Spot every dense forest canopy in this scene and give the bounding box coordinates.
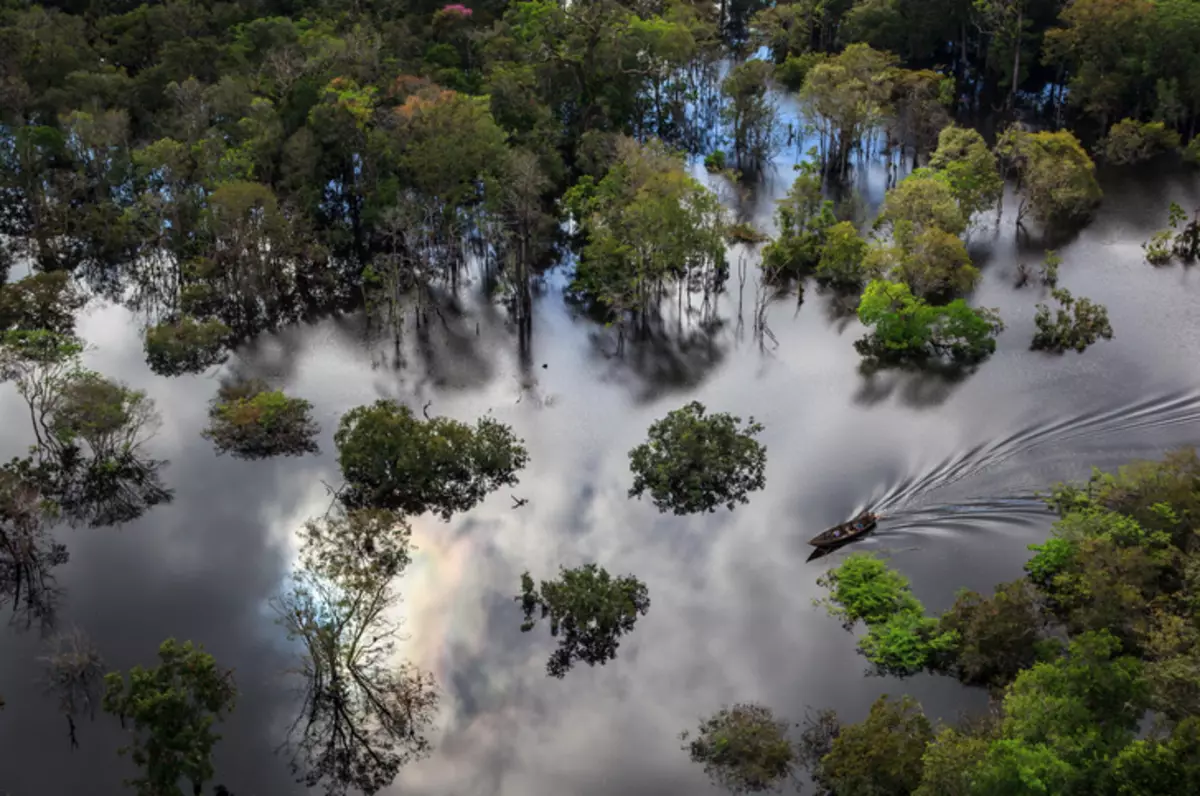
[2,0,1199,793]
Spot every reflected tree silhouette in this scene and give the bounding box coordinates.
[38,626,105,748]
[0,461,67,632]
[273,510,438,796]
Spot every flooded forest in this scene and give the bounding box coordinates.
[3,0,1200,794]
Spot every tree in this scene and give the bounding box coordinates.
[761,163,836,280]
[816,221,869,286]
[1100,119,1181,164]
[335,400,528,520]
[274,510,437,796]
[568,138,727,345]
[801,44,896,174]
[202,379,319,459]
[855,280,1003,366]
[928,126,1003,226]
[0,271,85,336]
[102,639,237,796]
[143,317,230,377]
[997,128,1103,228]
[870,169,979,299]
[721,59,777,172]
[935,580,1045,688]
[0,460,68,631]
[820,695,933,796]
[818,552,957,677]
[628,401,766,515]
[517,564,650,678]
[682,703,796,793]
[1032,288,1113,353]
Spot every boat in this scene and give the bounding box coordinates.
[808,511,878,549]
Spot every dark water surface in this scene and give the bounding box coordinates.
[4,106,1200,795]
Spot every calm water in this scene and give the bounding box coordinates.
[3,98,1200,795]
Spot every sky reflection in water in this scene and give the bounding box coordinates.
[3,99,1200,796]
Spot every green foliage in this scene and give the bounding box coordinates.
[721,59,777,170]
[143,317,230,377]
[870,169,979,299]
[1032,288,1113,353]
[704,150,728,172]
[860,610,960,677]
[628,401,766,515]
[682,703,796,794]
[855,280,1003,366]
[936,581,1045,688]
[801,44,896,174]
[929,126,1004,225]
[518,564,650,678]
[1100,118,1181,165]
[102,639,237,796]
[820,696,933,796]
[761,164,836,279]
[818,552,923,628]
[568,139,727,323]
[1185,137,1200,166]
[727,222,768,244]
[0,272,85,336]
[815,221,869,286]
[997,127,1103,228]
[775,52,826,92]
[335,400,528,520]
[202,380,319,460]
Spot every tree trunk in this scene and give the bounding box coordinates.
[1009,8,1022,110]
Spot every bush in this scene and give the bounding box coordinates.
[816,221,869,286]
[1031,288,1113,353]
[1100,119,1181,165]
[203,380,319,459]
[775,52,826,92]
[704,150,727,172]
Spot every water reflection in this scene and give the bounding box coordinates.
[3,99,1200,796]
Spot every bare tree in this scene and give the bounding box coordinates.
[39,626,106,748]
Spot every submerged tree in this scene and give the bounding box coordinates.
[1032,288,1113,353]
[819,695,932,796]
[721,59,777,173]
[801,44,895,175]
[1099,119,1181,165]
[628,401,766,515]
[274,509,438,796]
[517,563,650,678]
[682,703,796,794]
[335,400,528,519]
[928,126,1003,226]
[815,221,870,286]
[761,163,836,280]
[997,127,1102,229]
[567,137,727,348]
[102,639,237,796]
[855,280,1003,368]
[202,379,319,459]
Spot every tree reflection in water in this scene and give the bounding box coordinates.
[273,509,438,796]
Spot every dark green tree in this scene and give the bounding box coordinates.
[335,400,528,520]
[1032,288,1113,353]
[682,703,796,794]
[102,639,237,796]
[517,564,650,678]
[143,317,230,377]
[628,401,766,515]
[819,696,933,796]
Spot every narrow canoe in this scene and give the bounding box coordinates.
[808,511,878,548]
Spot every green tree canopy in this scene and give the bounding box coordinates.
[628,401,767,515]
[335,400,528,520]
[102,639,237,796]
[517,563,650,678]
[682,703,797,794]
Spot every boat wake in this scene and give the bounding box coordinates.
[869,386,1200,516]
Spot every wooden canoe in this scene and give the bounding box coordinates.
[808,511,878,549]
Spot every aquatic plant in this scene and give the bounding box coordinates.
[1031,288,1113,354]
